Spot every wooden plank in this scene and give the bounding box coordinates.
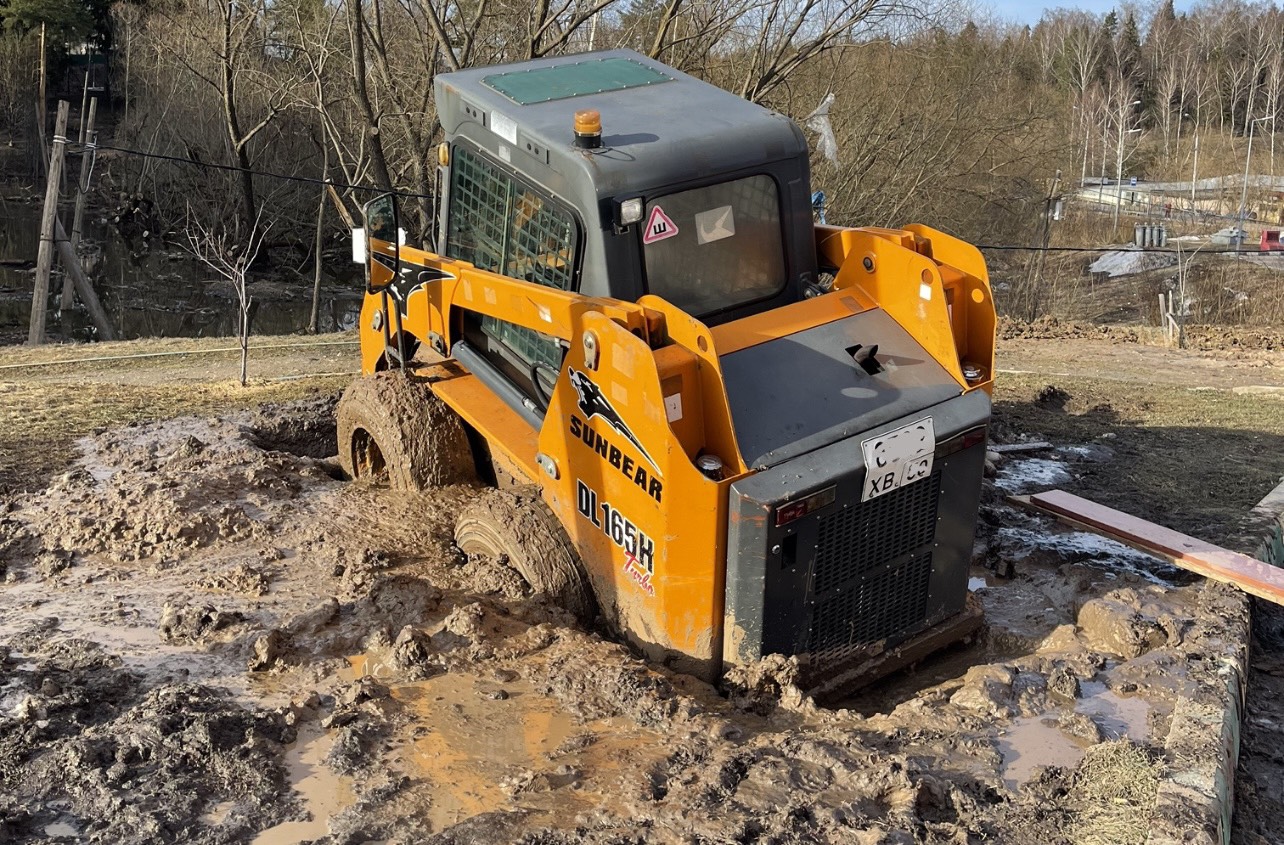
[991,441,1052,454]
[1023,489,1284,606]
[53,217,116,341]
[63,97,97,309]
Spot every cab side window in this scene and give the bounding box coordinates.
[446,146,579,403]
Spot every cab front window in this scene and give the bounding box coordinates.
[641,174,786,316]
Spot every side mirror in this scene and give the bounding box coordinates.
[361,193,400,292]
[351,228,365,263]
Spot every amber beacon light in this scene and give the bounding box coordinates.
[574,109,603,149]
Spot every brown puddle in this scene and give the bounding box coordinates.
[999,682,1153,791]
[997,716,1085,790]
[251,729,356,844]
[1077,680,1151,741]
[352,654,669,834]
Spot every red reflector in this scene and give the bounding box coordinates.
[774,485,837,527]
[775,501,808,527]
[962,428,987,450]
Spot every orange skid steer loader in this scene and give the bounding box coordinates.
[340,49,995,696]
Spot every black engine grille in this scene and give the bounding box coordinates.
[812,468,941,594]
[807,551,933,652]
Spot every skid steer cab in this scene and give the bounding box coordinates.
[341,49,997,698]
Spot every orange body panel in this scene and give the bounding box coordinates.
[432,373,540,484]
[356,222,995,680]
[538,311,728,676]
[815,225,995,395]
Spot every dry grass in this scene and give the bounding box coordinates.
[0,333,357,495]
[1070,741,1164,845]
[995,371,1284,545]
[0,331,359,370]
[1051,208,1126,249]
[1186,260,1284,328]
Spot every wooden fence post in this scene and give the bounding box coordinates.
[28,100,69,346]
[54,218,116,341]
[62,97,98,309]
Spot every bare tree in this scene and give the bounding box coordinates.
[187,210,271,386]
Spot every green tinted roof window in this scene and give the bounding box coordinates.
[483,58,670,105]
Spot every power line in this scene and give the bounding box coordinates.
[76,141,433,203]
[69,140,1281,257]
[977,243,1270,255]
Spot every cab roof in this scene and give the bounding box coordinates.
[434,49,808,196]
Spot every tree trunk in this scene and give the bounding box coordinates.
[221,1,258,225]
[347,0,393,190]
[240,294,251,386]
[310,141,328,334]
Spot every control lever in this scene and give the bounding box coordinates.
[845,343,883,376]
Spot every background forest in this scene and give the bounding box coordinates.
[1,0,1281,273]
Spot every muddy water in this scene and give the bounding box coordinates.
[0,200,364,342]
[251,729,356,844]
[353,653,669,835]
[998,716,1084,789]
[1078,680,1151,740]
[998,682,1154,789]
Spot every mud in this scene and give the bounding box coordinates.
[0,399,1254,842]
[999,315,1284,354]
[999,316,1144,344]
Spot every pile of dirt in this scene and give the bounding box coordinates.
[1183,325,1284,352]
[16,413,335,566]
[998,317,1143,344]
[1001,315,1284,355]
[0,639,295,843]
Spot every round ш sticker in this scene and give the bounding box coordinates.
[642,206,679,245]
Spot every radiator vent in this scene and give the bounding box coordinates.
[812,469,941,595]
[807,551,933,653]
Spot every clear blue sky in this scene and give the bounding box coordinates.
[985,1,1198,25]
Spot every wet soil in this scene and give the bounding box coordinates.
[0,386,1259,843]
[1231,598,1284,845]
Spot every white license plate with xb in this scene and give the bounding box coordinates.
[860,418,935,502]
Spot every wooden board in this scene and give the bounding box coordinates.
[990,441,1052,454]
[1019,489,1284,606]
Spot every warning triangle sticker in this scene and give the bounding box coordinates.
[642,205,679,245]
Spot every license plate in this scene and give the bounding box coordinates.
[861,418,935,502]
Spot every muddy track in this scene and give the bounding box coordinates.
[0,389,1261,843]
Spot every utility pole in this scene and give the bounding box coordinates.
[29,101,69,345]
[1035,170,1062,290]
[1238,116,1270,255]
[63,97,97,309]
[79,50,92,137]
[37,23,47,131]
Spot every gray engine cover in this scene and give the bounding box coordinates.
[720,309,964,469]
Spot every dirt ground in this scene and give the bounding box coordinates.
[0,329,1281,843]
